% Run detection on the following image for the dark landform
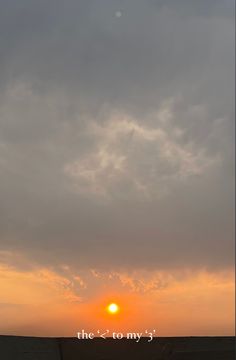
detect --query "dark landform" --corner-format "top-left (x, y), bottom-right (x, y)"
top-left (0, 335), bottom-right (235, 359)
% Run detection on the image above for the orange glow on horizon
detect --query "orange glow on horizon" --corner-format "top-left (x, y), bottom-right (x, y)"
top-left (0, 261), bottom-right (234, 337)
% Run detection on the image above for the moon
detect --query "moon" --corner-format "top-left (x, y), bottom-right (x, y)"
top-left (115, 11), bottom-right (122, 18)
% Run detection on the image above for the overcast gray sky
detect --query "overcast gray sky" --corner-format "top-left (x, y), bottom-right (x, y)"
top-left (0, 0), bottom-right (234, 273)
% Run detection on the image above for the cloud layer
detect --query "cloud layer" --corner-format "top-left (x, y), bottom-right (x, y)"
top-left (0, 0), bottom-right (234, 272)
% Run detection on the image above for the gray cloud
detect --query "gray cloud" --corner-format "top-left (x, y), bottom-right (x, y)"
top-left (0, 0), bottom-right (234, 271)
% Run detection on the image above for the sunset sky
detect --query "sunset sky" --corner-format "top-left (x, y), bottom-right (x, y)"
top-left (0, 0), bottom-right (234, 336)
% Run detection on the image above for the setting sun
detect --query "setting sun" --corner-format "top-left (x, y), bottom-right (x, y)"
top-left (107, 303), bottom-right (119, 314)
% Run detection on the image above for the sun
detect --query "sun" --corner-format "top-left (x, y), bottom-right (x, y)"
top-left (107, 303), bottom-right (119, 314)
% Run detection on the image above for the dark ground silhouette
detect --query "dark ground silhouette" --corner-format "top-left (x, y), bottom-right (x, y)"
top-left (0, 335), bottom-right (235, 359)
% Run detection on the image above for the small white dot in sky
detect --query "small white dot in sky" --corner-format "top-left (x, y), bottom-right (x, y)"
top-left (115, 11), bottom-right (122, 18)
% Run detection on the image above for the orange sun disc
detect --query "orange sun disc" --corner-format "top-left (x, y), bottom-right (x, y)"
top-left (107, 303), bottom-right (119, 314)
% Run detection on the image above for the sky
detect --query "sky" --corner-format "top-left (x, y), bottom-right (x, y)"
top-left (0, 0), bottom-right (234, 336)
